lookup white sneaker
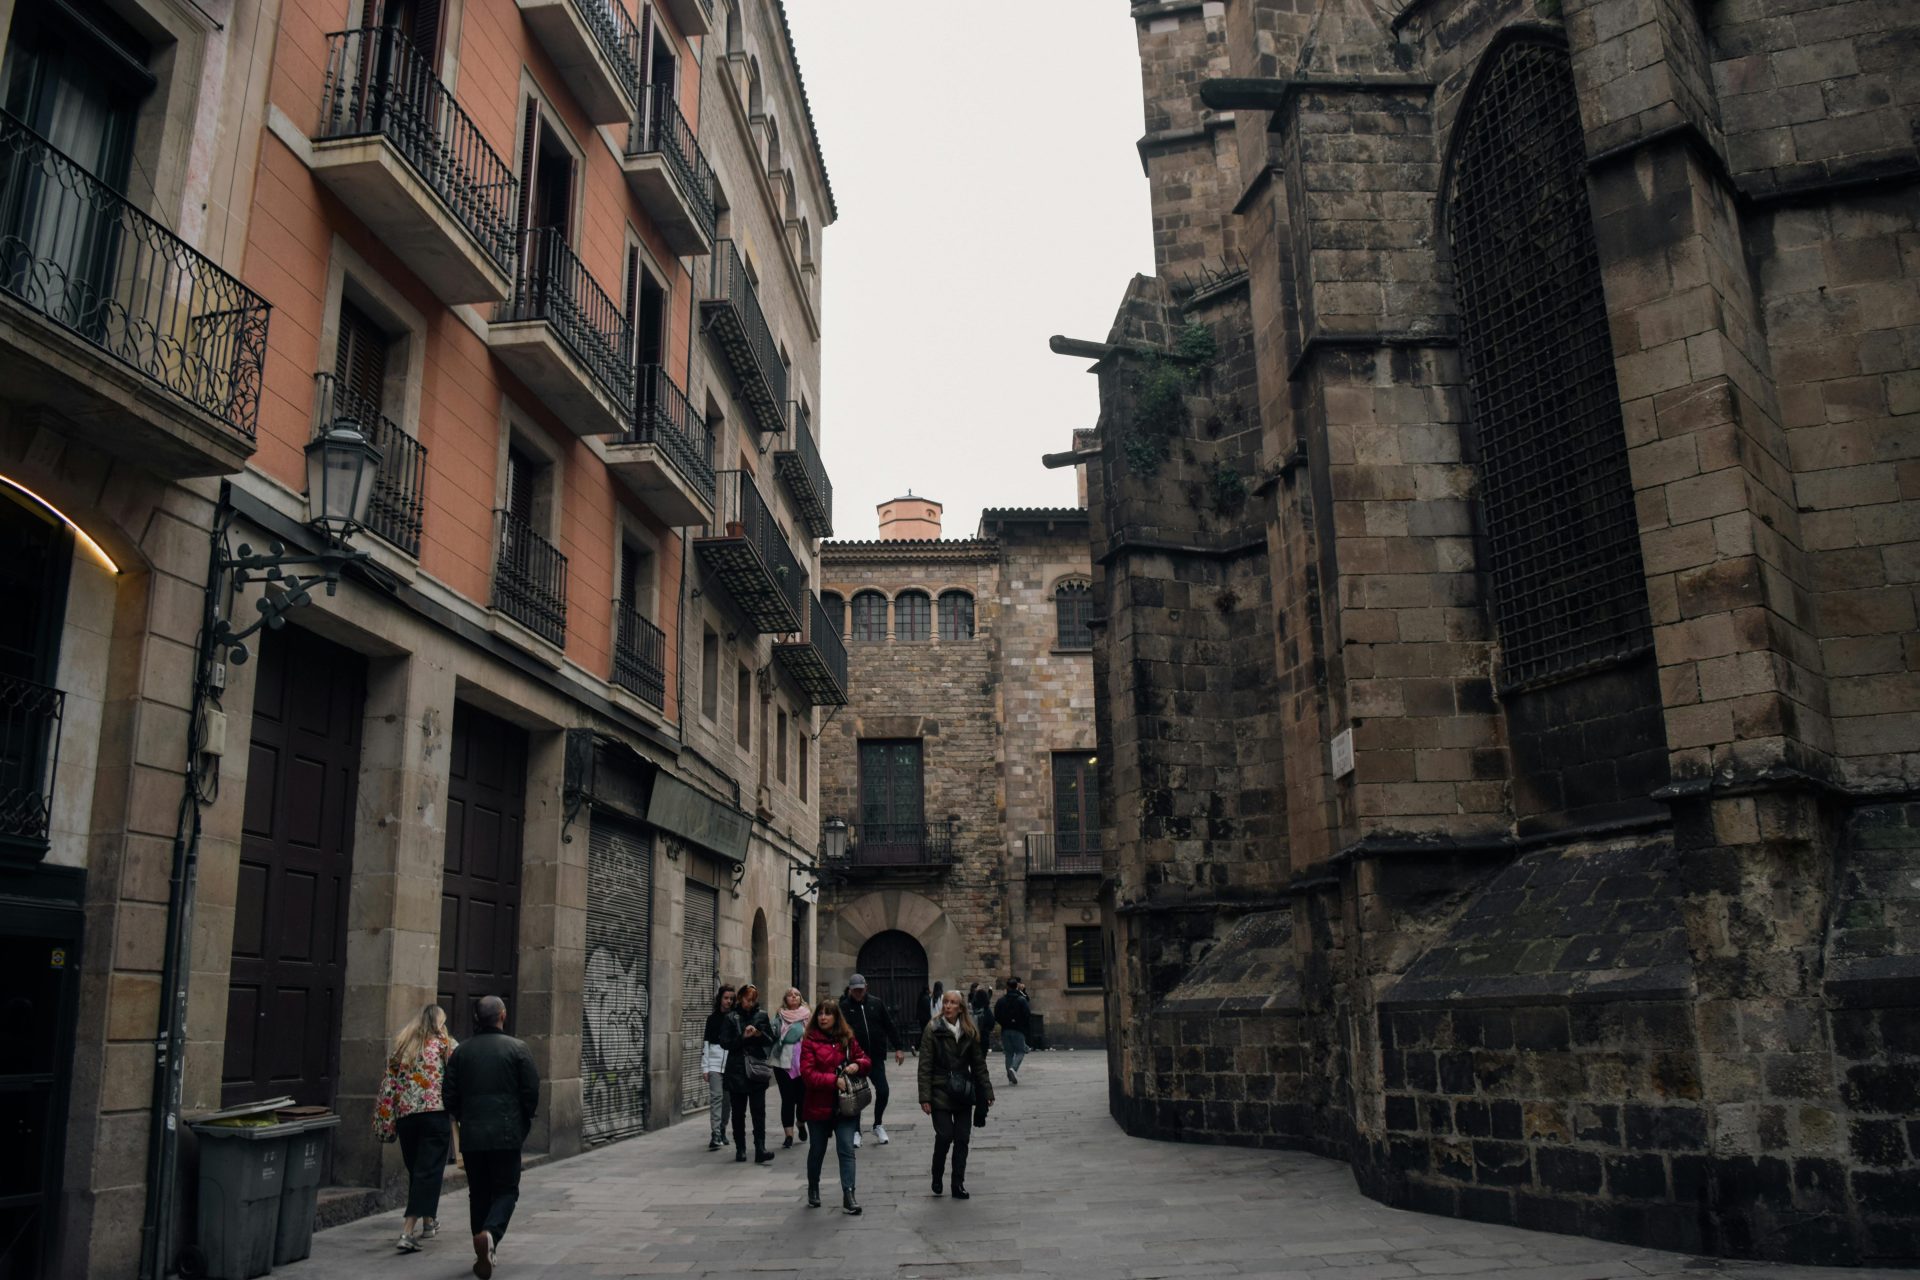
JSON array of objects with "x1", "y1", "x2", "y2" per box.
[
  {"x1": 395, "y1": 1234, "x2": 420, "y2": 1254},
  {"x1": 874, "y1": 1124, "x2": 890, "y2": 1145},
  {"x1": 852, "y1": 1129, "x2": 862, "y2": 1148}
]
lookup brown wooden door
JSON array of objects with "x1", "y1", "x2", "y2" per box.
[
  {"x1": 439, "y1": 703, "x2": 526, "y2": 1039},
  {"x1": 223, "y1": 626, "x2": 366, "y2": 1107}
]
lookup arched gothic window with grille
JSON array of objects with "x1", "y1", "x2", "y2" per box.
[
  {"x1": 895, "y1": 590, "x2": 931, "y2": 642},
  {"x1": 1055, "y1": 580, "x2": 1093, "y2": 650},
  {"x1": 851, "y1": 590, "x2": 887, "y2": 642},
  {"x1": 1446, "y1": 37, "x2": 1653, "y2": 691},
  {"x1": 937, "y1": 590, "x2": 974, "y2": 641}
]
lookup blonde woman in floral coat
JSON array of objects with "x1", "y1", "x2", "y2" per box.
[{"x1": 374, "y1": 1005, "x2": 457, "y2": 1252}]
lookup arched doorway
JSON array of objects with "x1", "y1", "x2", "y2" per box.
[
  {"x1": 855, "y1": 930, "x2": 927, "y2": 1039},
  {"x1": 750, "y1": 909, "x2": 769, "y2": 988}
]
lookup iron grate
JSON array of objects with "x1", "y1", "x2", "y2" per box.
[{"x1": 1447, "y1": 39, "x2": 1654, "y2": 693}]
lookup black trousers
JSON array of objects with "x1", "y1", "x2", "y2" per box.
[
  {"x1": 728, "y1": 1083, "x2": 768, "y2": 1151},
  {"x1": 463, "y1": 1148, "x2": 522, "y2": 1243},
  {"x1": 867, "y1": 1057, "x2": 890, "y2": 1126},
  {"x1": 395, "y1": 1111, "x2": 451, "y2": 1220},
  {"x1": 775, "y1": 1070, "x2": 805, "y2": 1132},
  {"x1": 931, "y1": 1108, "x2": 971, "y2": 1186}
]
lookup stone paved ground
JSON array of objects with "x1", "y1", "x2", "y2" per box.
[{"x1": 283, "y1": 1051, "x2": 1911, "y2": 1279}]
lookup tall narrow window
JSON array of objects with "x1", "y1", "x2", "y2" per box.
[
  {"x1": 1055, "y1": 580, "x2": 1093, "y2": 649},
  {"x1": 895, "y1": 591, "x2": 931, "y2": 642},
  {"x1": 1052, "y1": 752, "x2": 1099, "y2": 857},
  {"x1": 798, "y1": 733, "x2": 809, "y2": 801},
  {"x1": 821, "y1": 592, "x2": 846, "y2": 638},
  {"x1": 858, "y1": 740, "x2": 924, "y2": 860},
  {"x1": 701, "y1": 627, "x2": 719, "y2": 720},
  {"x1": 937, "y1": 591, "x2": 974, "y2": 641},
  {"x1": 776, "y1": 709, "x2": 789, "y2": 784},
  {"x1": 1448, "y1": 37, "x2": 1651, "y2": 690},
  {"x1": 377, "y1": 0, "x2": 443, "y2": 69},
  {"x1": 1066, "y1": 927, "x2": 1104, "y2": 989},
  {"x1": 505, "y1": 445, "x2": 541, "y2": 528},
  {"x1": 851, "y1": 591, "x2": 887, "y2": 642},
  {"x1": 335, "y1": 299, "x2": 390, "y2": 411},
  {"x1": 735, "y1": 663, "x2": 752, "y2": 749}
]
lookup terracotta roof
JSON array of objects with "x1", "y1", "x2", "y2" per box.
[
  {"x1": 979, "y1": 506, "x2": 1089, "y2": 524},
  {"x1": 772, "y1": 2, "x2": 838, "y2": 222}
]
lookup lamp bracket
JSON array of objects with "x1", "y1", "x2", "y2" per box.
[{"x1": 211, "y1": 540, "x2": 369, "y2": 664}]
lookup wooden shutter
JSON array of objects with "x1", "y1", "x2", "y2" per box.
[
  {"x1": 506, "y1": 446, "x2": 537, "y2": 525},
  {"x1": 624, "y1": 247, "x2": 641, "y2": 364},
  {"x1": 517, "y1": 99, "x2": 541, "y2": 234},
  {"x1": 618, "y1": 540, "x2": 641, "y2": 606},
  {"x1": 333, "y1": 300, "x2": 388, "y2": 412}
]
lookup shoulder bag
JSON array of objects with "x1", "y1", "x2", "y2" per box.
[{"x1": 836, "y1": 1061, "x2": 873, "y2": 1118}]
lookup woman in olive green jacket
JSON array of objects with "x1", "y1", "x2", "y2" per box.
[{"x1": 917, "y1": 988, "x2": 994, "y2": 1199}]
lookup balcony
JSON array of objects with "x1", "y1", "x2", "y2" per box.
[
  {"x1": 0, "y1": 114, "x2": 269, "y2": 478},
  {"x1": 0, "y1": 675, "x2": 64, "y2": 856},
  {"x1": 312, "y1": 373, "x2": 427, "y2": 558},
  {"x1": 661, "y1": 0, "x2": 713, "y2": 37},
  {"x1": 699, "y1": 240, "x2": 786, "y2": 434},
  {"x1": 314, "y1": 28, "x2": 517, "y2": 305},
  {"x1": 1025, "y1": 832, "x2": 1103, "y2": 877},
  {"x1": 621, "y1": 82, "x2": 714, "y2": 257},
  {"x1": 492, "y1": 509, "x2": 568, "y2": 648},
  {"x1": 693, "y1": 470, "x2": 803, "y2": 635},
  {"x1": 774, "y1": 592, "x2": 848, "y2": 707},
  {"x1": 613, "y1": 603, "x2": 667, "y2": 709},
  {"x1": 516, "y1": 0, "x2": 640, "y2": 124},
  {"x1": 490, "y1": 227, "x2": 633, "y2": 437},
  {"x1": 773, "y1": 401, "x2": 833, "y2": 539},
  {"x1": 827, "y1": 819, "x2": 957, "y2": 875},
  {"x1": 603, "y1": 365, "x2": 714, "y2": 526}
]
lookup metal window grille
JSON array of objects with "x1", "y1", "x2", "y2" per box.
[
  {"x1": 937, "y1": 590, "x2": 974, "y2": 641},
  {"x1": 678, "y1": 880, "x2": 719, "y2": 1113},
  {"x1": 895, "y1": 591, "x2": 930, "y2": 642},
  {"x1": 1447, "y1": 39, "x2": 1653, "y2": 692},
  {"x1": 583, "y1": 817, "x2": 651, "y2": 1143},
  {"x1": 1055, "y1": 580, "x2": 1093, "y2": 649},
  {"x1": 850, "y1": 591, "x2": 886, "y2": 642},
  {"x1": 821, "y1": 592, "x2": 845, "y2": 638}
]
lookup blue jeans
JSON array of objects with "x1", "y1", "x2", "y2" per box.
[
  {"x1": 1002, "y1": 1028, "x2": 1028, "y2": 1076},
  {"x1": 806, "y1": 1116, "x2": 858, "y2": 1192}
]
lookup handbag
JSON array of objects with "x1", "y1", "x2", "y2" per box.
[
  {"x1": 836, "y1": 1063, "x2": 873, "y2": 1118},
  {"x1": 946, "y1": 1068, "x2": 975, "y2": 1103},
  {"x1": 745, "y1": 1052, "x2": 775, "y2": 1085}
]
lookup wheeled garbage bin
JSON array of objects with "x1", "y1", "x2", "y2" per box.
[
  {"x1": 188, "y1": 1120, "x2": 304, "y2": 1279},
  {"x1": 274, "y1": 1114, "x2": 340, "y2": 1265}
]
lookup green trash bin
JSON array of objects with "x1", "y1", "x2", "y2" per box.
[
  {"x1": 189, "y1": 1120, "x2": 303, "y2": 1280},
  {"x1": 274, "y1": 1114, "x2": 340, "y2": 1266}
]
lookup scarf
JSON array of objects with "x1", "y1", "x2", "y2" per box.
[
  {"x1": 778, "y1": 1004, "x2": 811, "y2": 1043},
  {"x1": 940, "y1": 1017, "x2": 960, "y2": 1038}
]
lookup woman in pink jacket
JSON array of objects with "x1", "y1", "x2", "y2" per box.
[{"x1": 798, "y1": 999, "x2": 872, "y2": 1214}]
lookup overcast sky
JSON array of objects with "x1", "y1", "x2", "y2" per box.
[{"x1": 780, "y1": 3, "x2": 1152, "y2": 542}]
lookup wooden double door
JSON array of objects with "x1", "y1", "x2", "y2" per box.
[{"x1": 438, "y1": 704, "x2": 527, "y2": 1039}]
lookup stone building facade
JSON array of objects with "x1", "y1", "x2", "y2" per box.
[
  {"x1": 1063, "y1": 0, "x2": 1920, "y2": 1266},
  {"x1": 0, "y1": 0, "x2": 840, "y2": 1274},
  {"x1": 814, "y1": 503, "x2": 1106, "y2": 1048}
]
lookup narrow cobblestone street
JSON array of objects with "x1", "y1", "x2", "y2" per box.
[{"x1": 282, "y1": 1053, "x2": 1910, "y2": 1280}]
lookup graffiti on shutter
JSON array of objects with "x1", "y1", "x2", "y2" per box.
[
  {"x1": 679, "y1": 880, "x2": 719, "y2": 1112},
  {"x1": 583, "y1": 816, "x2": 651, "y2": 1144}
]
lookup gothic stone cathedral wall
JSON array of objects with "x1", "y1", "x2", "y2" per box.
[{"x1": 1089, "y1": 0, "x2": 1920, "y2": 1266}]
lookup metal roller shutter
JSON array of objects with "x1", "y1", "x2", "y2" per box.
[
  {"x1": 583, "y1": 815, "x2": 652, "y2": 1143},
  {"x1": 679, "y1": 880, "x2": 719, "y2": 1112}
]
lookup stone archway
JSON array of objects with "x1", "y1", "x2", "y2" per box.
[{"x1": 818, "y1": 888, "x2": 968, "y2": 1007}]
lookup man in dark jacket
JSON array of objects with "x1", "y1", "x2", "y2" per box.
[
  {"x1": 841, "y1": 974, "x2": 903, "y2": 1145},
  {"x1": 445, "y1": 995, "x2": 539, "y2": 1278},
  {"x1": 993, "y1": 977, "x2": 1032, "y2": 1084}
]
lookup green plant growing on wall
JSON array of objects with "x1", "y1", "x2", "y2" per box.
[
  {"x1": 1209, "y1": 458, "x2": 1247, "y2": 516},
  {"x1": 1121, "y1": 322, "x2": 1216, "y2": 478}
]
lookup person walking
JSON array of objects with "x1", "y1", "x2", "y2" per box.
[
  {"x1": 969, "y1": 983, "x2": 995, "y2": 1051},
  {"x1": 918, "y1": 988, "x2": 994, "y2": 1200},
  {"x1": 720, "y1": 983, "x2": 777, "y2": 1164},
  {"x1": 373, "y1": 1004, "x2": 456, "y2": 1252},
  {"x1": 841, "y1": 974, "x2": 902, "y2": 1146},
  {"x1": 993, "y1": 977, "x2": 1032, "y2": 1084},
  {"x1": 929, "y1": 981, "x2": 945, "y2": 1026},
  {"x1": 701, "y1": 985, "x2": 734, "y2": 1151},
  {"x1": 798, "y1": 999, "x2": 871, "y2": 1214},
  {"x1": 773, "y1": 986, "x2": 811, "y2": 1147},
  {"x1": 444, "y1": 995, "x2": 538, "y2": 1279}
]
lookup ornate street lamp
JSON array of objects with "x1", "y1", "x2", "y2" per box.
[
  {"x1": 821, "y1": 816, "x2": 849, "y2": 863},
  {"x1": 304, "y1": 421, "x2": 383, "y2": 543}
]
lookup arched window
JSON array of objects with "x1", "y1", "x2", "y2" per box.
[
  {"x1": 851, "y1": 590, "x2": 887, "y2": 642},
  {"x1": 1055, "y1": 580, "x2": 1093, "y2": 649},
  {"x1": 895, "y1": 590, "x2": 931, "y2": 642},
  {"x1": 766, "y1": 116, "x2": 781, "y2": 171},
  {"x1": 821, "y1": 591, "x2": 845, "y2": 637},
  {"x1": 937, "y1": 590, "x2": 974, "y2": 641},
  {"x1": 747, "y1": 57, "x2": 763, "y2": 115},
  {"x1": 725, "y1": 3, "x2": 743, "y2": 55},
  {"x1": 1448, "y1": 38, "x2": 1651, "y2": 690}
]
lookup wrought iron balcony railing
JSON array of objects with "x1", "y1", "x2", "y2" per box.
[
  {"x1": 568, "y1": 0, "x2": 643, "y2": 106},
  {"x1": 831, "y1": 818, "x2": 958, "y2": 870},
  {"x1": 774, "y1": 591, "x2": 848, "y2": 706},
  {"x1": 492, "y1": 508, "x2": 569, "y2": 646},
  {"x1": 312, "y1": 372, "x2": 427, "y2": 557},
  {"x1": 773, "y1": 400, "x2": 832, "y2": 539},
  {"x1": 1025, "y1": 832, "x2": 1103, "y2": 876},
  {"x1": 319, "y1": 28, "x2": 518, "y2": 271},
  {"x1": 0, "y1": 675, "x2": 63, "y2": 851},
  {"x1": 0, "y1": 113, "x2": 270, "y2": 440},
  {"x1": 699, "y1": 240, "x2": 786, "y2": 433},
  {"x1": 499, "y1": 226, "x2": 634, "y2": 413},
  {"x1": 626, "y1": 364, "x2": 714, "y2": 502},
  {"x1": 628, "y1": 81, "x2": 715, "y2": 243},
  {"x1": 695, "y1": 470, "x2": 804, "y2": 634},
  {"x1": 613, "y1": 602, "x2": 667, "y2": 709}
]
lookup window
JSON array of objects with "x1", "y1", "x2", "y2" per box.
[
  {"x1": 894, "y1": 591, "x2": 930, "y2": 642},
  {"x1": 798, "y1": 733, "x2": 809, "y2": 801},
  {"x1": 1055, "y1": 580, "x2": 1093, "y2": 649},
  {"x1": 776, "y1": 709, "x2": 789, "y2": 784},
  {"x1": 619, "y1": 538, "x2": 654, "y2": 614},
  {"x1": 335, "y1": 298, "x2": 391, "y2": 412},
  {"x1": 851, "y1": 591, "x2": 887, "y2": 642},
  {"x1": 519, "y1": 100, "x2": 576, "y2": 236},
  {"x1": 701, "y1": 627, "x2": 720, "y2": 720},
  {"x1": 821, "y1": 592, "x2": 845, "y2": 638},
  {"x1": 735, "y1": 664, "x2": 752, "y2": 749},
  {"x1": 1052, "y1": 752, "x2": 1099, "y2": 855},
  {"x1": 937, "y1": 591, "x2": 974, "y2": 641},
  {"x1": 1066, "y1": 927, "x2": 1104, "y2": 989},
  {"x1": 858, "y1": 740, "x2": 923, "y2": 847},
  {"x1": 627, "y1": 247, "x2": 668, "y2": 367},
  {"x1": 379, "y1": 0, "x2": 445, "y2": 68}
]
